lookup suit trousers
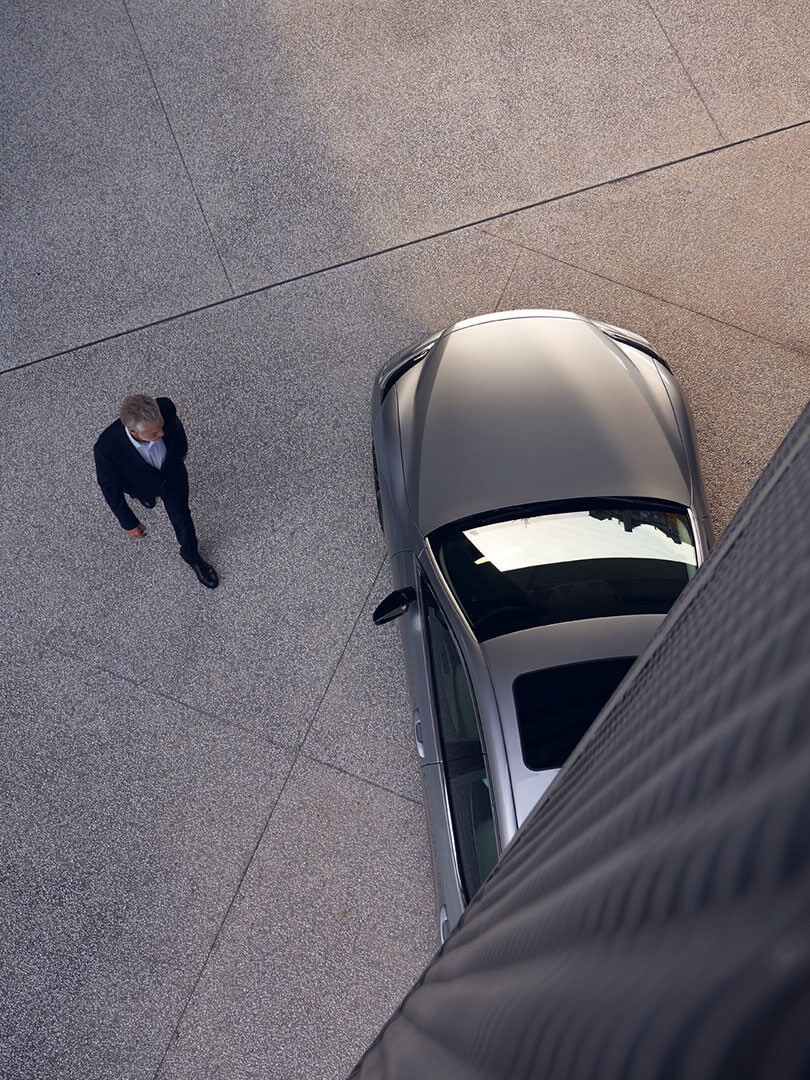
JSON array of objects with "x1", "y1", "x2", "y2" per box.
[{"x1": 160, "y1": 487, "x2": 200, "y2": 565}]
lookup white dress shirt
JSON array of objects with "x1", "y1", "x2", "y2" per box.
[{"x1": 125, "y1": 426, "x2": 167, "y2": 470}]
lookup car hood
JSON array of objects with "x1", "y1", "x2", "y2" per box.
[{"x1": 395, "y1": 312, "x2": 692, "y2": 535}]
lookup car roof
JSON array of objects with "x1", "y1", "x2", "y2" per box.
[
  {"x1": 478, "y1": 613, "x2": 666, "y2": 828},
  {"x1": 395, "y1": 311, "x2": 692, "y2": 536}
]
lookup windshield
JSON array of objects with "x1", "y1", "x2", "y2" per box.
[{"x1": 430, "y1": 501, "x2": 697, "y2": 641}]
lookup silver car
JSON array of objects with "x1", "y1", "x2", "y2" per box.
[{"x1": 371, "y1": 309, "x2": 713, "y2": 940}]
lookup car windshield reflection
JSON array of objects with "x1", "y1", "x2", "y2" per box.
[{"x1": 430, "y1": 501, "x2": 697, "y2": 641}]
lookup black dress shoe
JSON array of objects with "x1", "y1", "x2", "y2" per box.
[
  {"x1": 138, "y1": 496, "x2": 156, "y2": 509},
  {"x1": 192, "y1": 559, "x2": 219, "y2": 589}
]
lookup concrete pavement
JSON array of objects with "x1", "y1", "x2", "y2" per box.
[{"x1": 1, "y1": 1, "x2": 807, "y2": 1077}]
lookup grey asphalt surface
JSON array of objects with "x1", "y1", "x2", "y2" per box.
[{"x1": 1, "y1": 2, "x2": 808, "y2": 1078}]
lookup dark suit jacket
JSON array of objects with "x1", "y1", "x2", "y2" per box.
[{"x1": 94, "y1": 397, "x2": 189, "y2": 530}]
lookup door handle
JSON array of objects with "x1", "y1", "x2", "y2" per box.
[
  {"x1": 413, "y1": 709, "x2": 426, "y2": 759},
  {"x1": 439, "y1": 905, "x2": 449, "y2": 943}
]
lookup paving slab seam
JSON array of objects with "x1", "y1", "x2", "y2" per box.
[
  {"x1": 644, "y1": 0, "x2": 726, "y2": 140},
  {"x1": 37, "y1": 638, "x2": 292, "y2": 752},
  {"x1": 149, "y1": 558, "x2": 388, "y2": 1076},
  {"x1": 476, "y1": 226, "x2": 810, "y2": 356},
  {"x1": 4, "y1": 119, "x2": 808, "y2": 377},
  {"x1": 493, "y1": 248, "x2": 524, "y2": 314},
  {"x1": 294, "y1": 556, "x2": 388, "y2": 754},
  {"x1": 150, "y1": 751, "x2": 300, "y2": 1080},
  {"x1": 147, "y1": 761, "x2": 419, "y2": 1076},
  {"x1": 120, "y1": 0, "x2": 235, "y2": 296},
  {"x1": 299, "y1": 750, "x2": 424, "y2": 808}
]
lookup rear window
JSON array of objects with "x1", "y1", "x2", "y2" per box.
[{"x1": 514, "y1": 657, "x2": 635, "y2": 771}]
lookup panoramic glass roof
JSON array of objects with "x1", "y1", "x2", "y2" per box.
[{"x1": 514, "y1": 656, "x2": 636, "y2": 771}]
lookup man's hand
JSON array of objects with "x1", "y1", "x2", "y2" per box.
[{"x1": 127, "y1": 523, "x2": 147, "y2": 538}]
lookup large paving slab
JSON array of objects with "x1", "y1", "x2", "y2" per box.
[
  {"x1": 126, "y1": 0, "x2": 722, "y2": 292},
  {"x1": 0, "y1": 228, "x2": 517, "y2": 744},
  {"x1": 0, "y1": 633, "x2": 294, "y2": 1080},
  {"x1": 154, "y1": 757, "x2": 435, "y2": 1080},
  {"x1": 0, "y1": 0, "x2": 230, "y2": 369},
  {"x1": 649, "y1": 0, "x2": 810, "y2": 137},
  {"x1": 303, "y1": 562, "x2": 422, "y2": 803},
  {"x1": 491, "y1": 241, "x2": 810, "y2": 532},
  {"x1": 482, "y1": 124, "x2": 810, "y2": 350}
]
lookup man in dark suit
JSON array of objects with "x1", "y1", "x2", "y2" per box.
[{"x1": 94, "y1": 394, "x2": 219, "y2": 588}]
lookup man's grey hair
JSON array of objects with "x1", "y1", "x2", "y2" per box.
[{"x1": 120, "y1": 394, "x2": 162, "y2": 432}]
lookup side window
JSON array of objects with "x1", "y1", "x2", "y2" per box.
[
  {"x1": 422, "y1": 580, "x2": 498, "y2": 899},
  {"x1": 423, "y1": 581, "x2": 479, "y2": 758}
]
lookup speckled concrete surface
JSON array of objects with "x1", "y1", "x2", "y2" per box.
[
  {"x1": 649, "y1": 0, "x2": 810, "y2": 137},
  {"x1": 0, "y1": 0, "x2": 231, "y2": 369},
  {"x1": 303, "y1": 563, "x2": 423, "y2": 803},
  {"x1": 0, "y1": 633, "x2": 294, "y2": 1080},
  {"x1": 122, "y1": 0, "x2": 724, "y2": 293},
  {"x1": 1, "y1": 0, "x2": 808, "y2": 1077},
  {"x1": 482, "y1": 125, "x2": 810, "y2": 351},
  {"x1": 154, "y1": 758, "x2": 434, "y2": 1080}
]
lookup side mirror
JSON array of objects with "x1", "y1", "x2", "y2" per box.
[{"x1": 372, "y1": 588, "x2": 416, "y2": 625}]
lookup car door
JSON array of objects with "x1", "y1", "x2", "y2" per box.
[
  {"x1": 418, "y1": 574, "x2": 499, "y2": 939},
  {"x1": 382, "y1": 551, "x2": 499, "y2": 938},
  {"x1": 388, "y1": 550, "x2": 442, "y2": 766}
]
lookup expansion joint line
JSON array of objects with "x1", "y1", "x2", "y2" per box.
[
  {"x1": 644, "y1": 0, "x2": 727, "y2": 140},
  {"x1": 3, "y1": 118, "x2": 808, "y2": 376},
  {"x1": 151, "y1": 556, "x2": 387, "y2": 1076},
  {"x1": 121, "y1": 0, "x2": 235, "y2": 294}
]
